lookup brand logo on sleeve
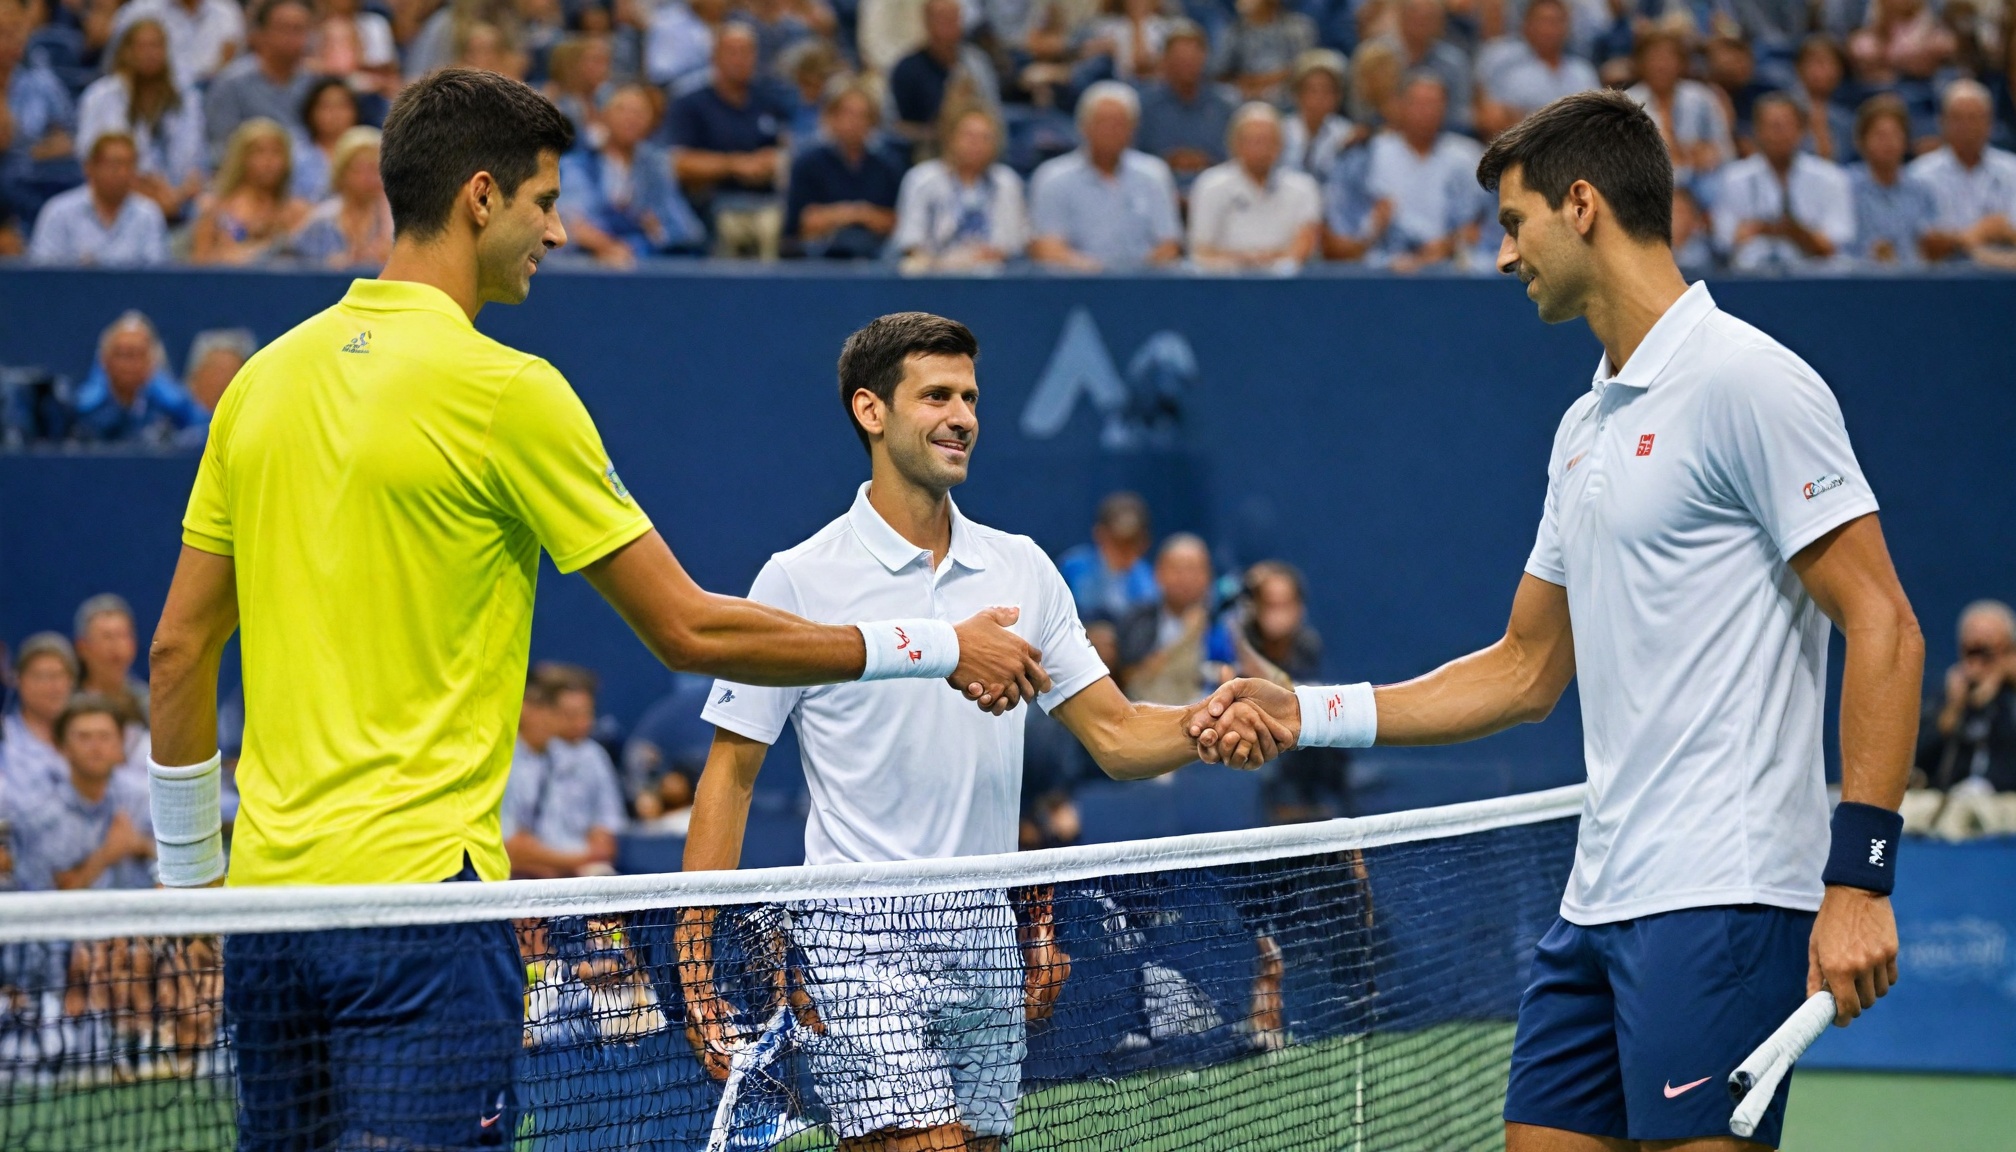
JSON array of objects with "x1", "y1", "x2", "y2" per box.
[
  {"x1": 1868, "y1": 838, "x2": 1888, "y2": 867},
  {"x1": 1803, "y1": 473, "x2": 1845, "y2": 500},
  {"x1": 716, "y1": 688, "x2": 735, "y2": 705},
  {"x1": 1565, "y1": 453, "x2": 1585, "y2": 472},
  {"x1": 602, "y1": 465, "x2": 632, "y2": 504},
  {"x1": 1636, "y1": 434, "x2": 1656, "y2": 457},
  {"x1": 340, "y1": 331, "x2": 371, "y2": 354}
]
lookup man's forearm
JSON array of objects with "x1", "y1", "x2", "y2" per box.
[
  {"x1": 1837, "y1": 610, "x2": 1922, "y2": 810},
  {"x1": 1092, "y1": 703, "x2": 1199, "y2": 780},
  {"x1": 683, "y1": 733, "x2": 764, "y2": 872},
  {"x1": 149, "y1": 547, "x2": 239, "y2": 766},
  {"x1": 505, "y1": 833, "x2": 589, "y2": 878}
]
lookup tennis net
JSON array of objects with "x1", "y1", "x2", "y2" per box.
[{"x1": 0, "y1": 784, "x2": 1580, "y2": 1152}]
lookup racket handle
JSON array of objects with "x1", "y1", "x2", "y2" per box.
[{"x1": 1727, "y1": 991, "x2": 1835, "y2": 1139}]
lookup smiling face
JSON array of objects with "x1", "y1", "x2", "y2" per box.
[
  {"x1": 475, "y1": 149, "x2": 566, "y2": 305},
  {"x1": 1496, "y1": 164, "x2": 1597, "y2": 325},
  {"x1": 59, "y1": 712, "x2": 126, "y2": 784},
  {"x1": 860, "y1": 353, "x2": 979, "y2": 494}
]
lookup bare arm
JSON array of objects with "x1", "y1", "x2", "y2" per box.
[
  {"x1": 1793, "y1": 513, "x2": 1921, "y2": 1025},
  {"x1": 1050, "y1": 676, "x2": 1222, "y2": 781},
  {"x1": 1029, "y1": 235, "x2": 1100, "y2": 270},
  {"x1": 503, "y1": 832, "x2": 591, "y2": 879},
  {"x1": 676, "y1": 729, "x2": 769, "y2": 1080},
  {"x1": 582, "y1": 530, "x2": 1047, "y2": 710},
  {"x1": 149, "y1": 546, "x2": 240, "y2": 767}
]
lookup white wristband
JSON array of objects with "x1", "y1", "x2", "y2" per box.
[
  {"x1": 1294, "y1": 683, "x2": 1378, "y2": 749},
  {"x1": 855, "y1": 618, "x2": 961, "y2": 681},
  {"x1": 149, "y1": 752, "x2": 226, "y2": 887}
]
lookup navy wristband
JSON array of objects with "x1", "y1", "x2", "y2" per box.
[{"x1": 1821, "y1": 801, "x2": 1904, "y2": 895}]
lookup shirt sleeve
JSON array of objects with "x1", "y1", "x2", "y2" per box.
[
  {"x1": 1524, "y1": 406, "x2": 1576, "y2": 586},
  {"x1": 1147, "y1": 161, "x2": 1181, "y2": 244},
  {"x1": 181, "y1": 381, "x2": 236, "y2": 555},
  {"x1": 480, "y1": 358, "x2": 652, "y2": 574},
  {"x1": 698, "y1": 558, "x2": 806, "y2": 744},
  {"x1": 1186, "y1": 171, "x2": 1224, "y2": 253},
  {"x1": 1706, "y1": 347, "x2": 1881, "y2": 560},
  {"x1": 1028, "y1": 164, "x2": 1066, "y2": 240},
  {"x1": 996, "y1": 170, "x2": 1028, "y2": 255},
  {"x1": 1814, "y1": 165, "x2": 1856, "y2": 249},
  {"x1": 582, "y1": 743, "x2": 628, "y2": 831},
  {"x1": 1033, "y1": 549, "x2": 1114, "y2": 712},
  {"x1": 891, "y1": 165, "x2": 928, "y2": 251}
]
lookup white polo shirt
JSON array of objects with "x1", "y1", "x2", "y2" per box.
[
  {"x1": 1529, "y1": 282, "x2": 1880, "y2": 926},
  {"x1": 703, "y1": 484, "x2": 1110, "y2": 865},
  {"x1": 1187, "y1": 161, "x2": 1322, "y2": 260}
]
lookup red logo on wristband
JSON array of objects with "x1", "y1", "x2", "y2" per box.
[
  {"x1": 893, "y1": 626, "x2": 911, "y2": 649},
  {"x1": 909, "y1": 649, "x2": 922, "y2": 663},
  {"x1": 1326, "y1": 693, "x2": 1343, "y2": 720}
]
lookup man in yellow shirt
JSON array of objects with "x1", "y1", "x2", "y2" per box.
[{"x1": 144, "y1": 68, "x2": 1048, "y2": 1149}]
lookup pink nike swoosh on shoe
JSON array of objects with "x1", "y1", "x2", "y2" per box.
[{"x1": 1663, "y1": 1076, "x2": 1713, "y2": 1099}]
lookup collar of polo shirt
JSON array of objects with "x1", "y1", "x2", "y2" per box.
[
  {"x1": 1590, "y1": 280, "x2": 1717, "y2": 395},
  {"x1": 339, "y1": 279, "x2": 476, "y2": 329},
  {"x1": 846, "y1": 481, "x2": 990, "y2": 574}
]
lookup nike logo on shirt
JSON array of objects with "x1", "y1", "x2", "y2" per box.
[{"x1": 1663, "y1": 1076, "x2": 1712, "y2": 1099}]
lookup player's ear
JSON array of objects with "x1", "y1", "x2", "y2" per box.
[
  {"x1": 467, "y1": 172, "x2": 497, "y2": 229},
  {"x1": 1566, "y1": 179, "x2": 1599, "y2": 238},
  {"x1": 850, "y1": 387, "x2": 886, "y2": 440}
]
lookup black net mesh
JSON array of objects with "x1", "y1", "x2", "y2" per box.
[{"x1": 0, "y1": 814, "x2": 1575, "y2": 1151}]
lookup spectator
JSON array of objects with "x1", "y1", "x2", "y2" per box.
[
  {"x1": 1625, "y1": 29, "x2": 1735, "y2": 182},
  {"x1": 11, "y1": 695, "x2": 154, "y2": 893},
  {"x1": 1848, "y1": 0, "x2": 1953, "y2": 89},
  {"x1": 1279, "y1": 49, "x2": 1353, "y2": 182},
  {"x1": 72, "y1": 594, "x2": 148, "y2": 733},
  {"x1": 503, "y1": 670, "x2": 626, "y2": 879},
  {"x1": 1188, "y1": 102, "x2": 1321, "y2": 271},
  {"x1": 785, "y1": 80, "x2": 903, "y2": 259},
  {"x1": 405, "y1": 0, "x2": 522, "y2": 80},
  {"x1": 288, "y1": 125, "x2": 392, "y2": 267},
  {"x1": 26, "y1": 133, "x2": 169, "y2": 267},
  {"x1": 75, "y1": 19, "x2": 206, "y2": 223},
  {"x1": 1082, "y1": 0, "x2": 1173, "y2": 83},
  {"x1": 1704, "y1": 24, "x2": 1772, "y2": 146},
  {"x1": 645, "y1": 0, "x2": 727, "y2": 93},
  {"x1": 1904, "y1": 600, "x2": 2016, "y2": 839},
  {"x1": 1117, "y1": 533, "x2": 1234, "y2": 705},
  {"x1": 191, "y1": 117, "x2": 311, "y2": 265},
  {"x1": 620, "y1": 675, "x2": 712, "y2": 823},
  {"x1": 1345, "y1": 37, "x2": 1401, "y2": 132},
  {"x1": 1234, "y1": 562, "x2": 1349, "y2": 822},
  {"x1": 778, "y1": 36, "x2": 847, "y2": 140},
  {"x1": 304, "y1": 0, "x2": 399, "y2": 99},
  {"x1": 544, "y1": 33, "x2": 616, "y2": 145},
  {"x1": 1474, "y1": 0, "x2": 1598, "y2": 140},
  {"x1": 453, "y1": 17, "x2": 530, "y2": 79},
  {"x1": 1352, "y1": 72, "x2": 1485, "y2": 271},
  {"x1": 182, "y1": 328, "x2": 256, "y2": 417},
  {"x1": 733, "y1": 0, "x2": 832, "y2": 75},
  {"x1": 289, "y1": 77, "x2": 361, "y2": 201},
  {"x1": 1378, "y1": 0, "x2": 1470, "y2": 133},
  {"x1": 1029, "y1": 81, "x2": 1182, "y2": 270},
  {"x1": 1906, "y1": 80, "x2": 2016, "y2": 263},
  {"x1": 203, "y1": 0, "x2": 315, "y2": 162},
  {"x1": 1057, "y1": 492, "x2": 1159, "y2": 621},
  {"x1": 1135, "y1": 22, "x2": 1238, "y2": 188},
  {"x1": 1792, "y1": 34, "x2": 1856, "y2": 163},
  {"x1": 1719, "y1": 0, "x2": 1807, "y2": 58},
  {"x1": 1714, "y1": 93, "x2": 1854, "y2": 269},
  {"x1": 71, "y1": 311, "x2": 207, "y2": 446},
  {"x1": 1, "y1": 634, "x2": 76, "y2": 796},
  {"x1": 859, "y1": 0, "x2": 974, "y2": 76},
  {"x1": 110, "y1": 0, "x2": 245, "y2": 88},
  {"x1": 890, "y1": 0, "x2": 1000, "y2": 152},
  {"x1": 667, "y1": 23, "x2": 788, "y2": 258},
  {"x1": 1216, "y1": 0, "x2": 1318, "y2": 104},
  {"x1": 892, "y1": 105, "x2": 1028, "y2": 270},
  {"x1": 1847, "y1": 94, "x2": 1939, "y2": 265},
  {"x1": 0, "y1": 0, "x2": 80, "y2": 231},
  {"x1": 558, "y1": 84, "x2": 704, "y2": 265},
  {"x1": 1671, "y1": 184, "x2": 1714, "y2": 269}
]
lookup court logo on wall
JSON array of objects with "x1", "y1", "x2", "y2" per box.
[{"x1": 1019, "y1": 307, "x2": 1196, "y2": 451}]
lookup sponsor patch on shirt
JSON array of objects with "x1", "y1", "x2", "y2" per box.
[
  {"x1": 341, "y1": 331, "x2": 371, "y2": 354},
  {"x1": 603, "y1": 464, "x2": 632, "y2": 504},
  {"x1": 1802, "y1": 473, "x2": 1845, "y2": 500}
]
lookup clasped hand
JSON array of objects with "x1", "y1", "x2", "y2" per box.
[{"x1": 1181, "y1": 677, "x2": 1305, "y2": 768}]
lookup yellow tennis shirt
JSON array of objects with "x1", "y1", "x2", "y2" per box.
[{"x1": 183, "y1": 279, "x2": 652, "y2": 886}]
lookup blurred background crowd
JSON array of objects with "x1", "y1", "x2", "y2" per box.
[{"x1": 2, "y1": 0, "x2": 2014, "y2": 272}]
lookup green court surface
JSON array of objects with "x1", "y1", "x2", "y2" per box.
[{"x1": 1781, "y1": 1070, "x2": 2016, "y2": 1152}]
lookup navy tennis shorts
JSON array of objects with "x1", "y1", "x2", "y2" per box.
[
  {"x1": 1503, "y1": 904, "x2": 1815, "y2": 1148},
  {"x1": 223, "y1": 858, "x2": 524, "y2": 1151}
]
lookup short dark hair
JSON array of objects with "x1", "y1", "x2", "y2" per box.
[
  {"x1": 250, "y1": 0, "x2": 309, "y2": 29},
  {"x1": 1752, "y1": 91, "x2": 1804, "y2": 129},
  {"x1": 1095, "y1": 491, "x2": 1151, "y2": 538},
  {"x1": 379, "y1": 68, "x2": 575, "y2": 241},
  {"x1": 300, "y1": 76, "x2": 359, "y2": 137},
  {"x1": 531, "y1": 660, "x2": 598, "y2": 699},
  {"x1": 1476, "y1": 89, "x2": 1673, "y2": 244},
  {"x1": 836, "y1": 313, "x2": 979, "y2": 453},
  {"x1": 1854, "y1": 92, "x2": 1911, "y2": 145},
  {"x1": 54, "y1": 693, "x2": 122, "y2": 746}
]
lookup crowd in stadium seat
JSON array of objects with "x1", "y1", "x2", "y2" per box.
[{"x1": 3, "y1": 0, "x2": 2013, "y2": 270}]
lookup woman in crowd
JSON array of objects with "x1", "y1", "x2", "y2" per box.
[
  {"x1": 1082, "y1": 0, "x2": 1175, "y2": 83},
  {"x1": 190, "y1": 119, "x2": 311, "y2": 266},
  {"x1": 74, "y1": 18, "x2": 204, "y2": 222},
  {"x1": 892, "y1": 105, "x2": 1028, "y2": 271},
  {"x1": 1847, "y1": 93, "x2": 1942, "y2": 264},
  {"x1": 543, "y1": 33, "x2": 616, "y2": 146},
  {"x1": 1216, "y1": 0, "x2": 1318, "y2": 104},
  {"x1": 1279, "y1": 49, "x2": 1354, "y2": 183},
  {"x1": 557, "y1": 83, "x2": 703, "y2": 265},
  {"x1": 307, "y1": 0, "x2": 402, "y2": 99},
  {"x1": 1793, "y1": 34, "x2": 1858, "y2": 163},
  {"x1": 1849, "y1": 0, "x2": 1954, "y2": 88},
  {"x1": 291, "y1": 78, "x2": 362, "y2": 202},
  {"x1": 1625, "y1": 28, "x2": 1733, "y2": 183},
  {"x1": 289, "y1": 126, "x2": 392, "y2": 268},
  {"x1": 1345, "y1": 38, "x2": 1400, "y2": 131},
  {"x1": 455, "y1": 17, "x2": 530, "y2": 79}
]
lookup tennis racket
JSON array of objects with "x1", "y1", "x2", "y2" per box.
[
  {"x1": 703, "y1": 1005, "x2": 797, "y2": 1152},
  {"x1": 1727, "y1": 991, "x2": 1835, "y2": 1139}
]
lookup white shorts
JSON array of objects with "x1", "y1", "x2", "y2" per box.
[{"x1": 789, "y1": 893, "x2": 1025, "y2": 1140}]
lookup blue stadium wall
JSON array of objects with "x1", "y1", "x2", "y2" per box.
[{"x1": 4, "y1": 270, "x2": 2013, "y2": 795}]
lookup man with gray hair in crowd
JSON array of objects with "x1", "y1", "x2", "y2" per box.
[
  {"x1": 1188, "y1": 102, "x2": 1322, "y2": 271},
  {"x1": 183, "y1": 329, "x2": 256, "y2": 417},
  {"x1": 1029, "y1": 81, "x2": 1181, "y2": 271},
  {"x1": 1903, "y1": 599, "x2": 2016, "y2": 838},
  {"x1": 70, "y1": 311, "x2": 209, "y2": 445},
  {"x1": 1906, "y1": 80, "x2": 2016, "y2": 265}
]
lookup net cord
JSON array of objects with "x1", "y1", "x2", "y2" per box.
[{"x1": 0, "y1": 784, "x2": 1585, "y2": 942}]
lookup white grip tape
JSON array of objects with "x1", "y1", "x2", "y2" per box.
[
  {"x1": 1728, "y1": 991, "x2": 1834, "y2": 1138},
  {"x1": 855, "y1": 618, "x2": 961, "y2": 681},
  {"x1": 1293, "y1": 683, "x2": 1378, "y2": 749},
  {"x1": 149, "y1": 753, "x2": 226, "y2": 888}
]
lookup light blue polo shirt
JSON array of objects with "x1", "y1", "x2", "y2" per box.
[{"x1": 1028, "y1": 149, "x2": 1181, "y2": 269}]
